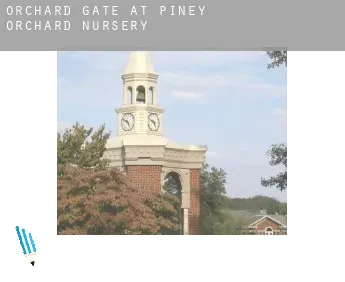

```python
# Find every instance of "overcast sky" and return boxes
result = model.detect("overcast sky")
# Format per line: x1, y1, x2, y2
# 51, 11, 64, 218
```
57, 51, 287, 202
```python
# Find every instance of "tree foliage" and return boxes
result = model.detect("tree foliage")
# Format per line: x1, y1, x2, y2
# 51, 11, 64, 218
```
162, 164, 254, 235
225, 195, 287, 215
160, 163, 288, 235
57, 122, 111, 169
57, 164, 180, 235
201, 164, 227, 214
200, 163, 230, 234
266, 51, 287, 69
198, 161, 288, 234
261, 144, 287, 192
163, 172, 182, 199
264, 51, 287, 193
162, 172, 183, 234
57, 122, 181, 235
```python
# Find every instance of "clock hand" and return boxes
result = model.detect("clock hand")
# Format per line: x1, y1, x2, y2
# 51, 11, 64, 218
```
149, 116, 156, 125
149, 120, 157, 129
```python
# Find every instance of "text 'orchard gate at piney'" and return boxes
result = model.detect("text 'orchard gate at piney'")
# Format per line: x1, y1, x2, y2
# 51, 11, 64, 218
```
104, 51, 207, 235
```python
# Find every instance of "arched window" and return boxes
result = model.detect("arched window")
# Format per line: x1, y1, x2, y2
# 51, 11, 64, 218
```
147, 87, 154, 105
136, 85, 146, 104
127, 87, 133, 104
265, 227, 273, 235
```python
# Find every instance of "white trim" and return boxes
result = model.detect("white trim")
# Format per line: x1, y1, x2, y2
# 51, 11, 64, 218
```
248, 215, 285, 227
161, 167, 190, 209
265, 226, 274, 235
183, 208, 189, 235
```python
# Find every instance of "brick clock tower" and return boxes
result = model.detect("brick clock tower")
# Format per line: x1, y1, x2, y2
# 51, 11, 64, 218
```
104, 51, 207, 235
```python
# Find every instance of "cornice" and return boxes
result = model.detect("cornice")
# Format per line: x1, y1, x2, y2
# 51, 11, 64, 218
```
116, 105, 165, 114
121, 73, 158, 82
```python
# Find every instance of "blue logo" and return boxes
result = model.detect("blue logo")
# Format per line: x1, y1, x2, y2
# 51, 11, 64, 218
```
15, 226, 36, 266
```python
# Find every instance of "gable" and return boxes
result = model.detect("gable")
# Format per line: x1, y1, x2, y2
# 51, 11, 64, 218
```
256, 217, 281, 231
249, 215, 285, 229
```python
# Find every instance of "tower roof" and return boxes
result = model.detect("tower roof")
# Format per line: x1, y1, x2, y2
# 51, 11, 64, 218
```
123, 51, 156, 75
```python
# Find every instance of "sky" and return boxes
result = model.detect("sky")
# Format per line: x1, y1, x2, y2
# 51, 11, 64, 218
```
57, 51, 287, 202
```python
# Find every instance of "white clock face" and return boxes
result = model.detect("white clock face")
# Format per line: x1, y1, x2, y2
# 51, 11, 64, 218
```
148, 113, 160, 131
121, 113, 134, 131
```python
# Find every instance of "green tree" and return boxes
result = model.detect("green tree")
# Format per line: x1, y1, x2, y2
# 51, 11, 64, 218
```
225, 195, 287, 216
163, 173, 182, 198
212, 212, 246, 235
266, 51, 287, 69
278, 203, 287, 215
57, 122, 111, 169
264, 51, 287, 192
162, 173, 183, 234
200, 163, 228, 234
162, 165, 231, 235
261, 144, 287, 191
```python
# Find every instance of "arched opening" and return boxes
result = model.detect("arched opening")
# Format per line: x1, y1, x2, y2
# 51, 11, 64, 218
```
163, 171, 183, 235
127, 87, 133, 104
136, 85, 146, 104
265, 227, 273, 235
147, 87, 154, 105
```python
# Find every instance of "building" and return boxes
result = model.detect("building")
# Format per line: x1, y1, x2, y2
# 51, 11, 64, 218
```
235, 210, 287, 235
103, 51, 207, 235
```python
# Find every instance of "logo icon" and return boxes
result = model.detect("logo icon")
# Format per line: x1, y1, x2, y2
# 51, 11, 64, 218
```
15, 226, 36, 266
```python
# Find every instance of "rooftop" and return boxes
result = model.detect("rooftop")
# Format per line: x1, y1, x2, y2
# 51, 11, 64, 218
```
123, 51, 156, 75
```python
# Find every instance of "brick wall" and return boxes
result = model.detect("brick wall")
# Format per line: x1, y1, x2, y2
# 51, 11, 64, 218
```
125, 165, 162, 193
189, 169, 201, 235
256, 218, 280, 231
125, 165, 202, 235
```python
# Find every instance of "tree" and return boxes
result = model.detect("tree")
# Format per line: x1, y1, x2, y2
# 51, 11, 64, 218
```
162, 164, 233, 235
261, 144, 287, 191
163, 173, 182, 199
162, 173, 183, 234
264, 51, 287, 192
266, 51, 287, 69
277, 203, 287, 215
57, 164, 180, 235
209, 212, 247, 235
226, 195, 286, 215
57, 122, 111, 169
200, 163, 228, 234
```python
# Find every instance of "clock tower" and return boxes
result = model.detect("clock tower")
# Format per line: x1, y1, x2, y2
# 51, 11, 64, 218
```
116, 51, 164, 137
105, 51, 207, 235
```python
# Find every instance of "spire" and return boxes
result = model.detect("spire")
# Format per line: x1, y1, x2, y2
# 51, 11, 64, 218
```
123, 51, 156, 75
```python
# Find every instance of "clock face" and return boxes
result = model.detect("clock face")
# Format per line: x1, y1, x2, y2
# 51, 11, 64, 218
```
121, 113, 134, 131
148, 113, 160, 131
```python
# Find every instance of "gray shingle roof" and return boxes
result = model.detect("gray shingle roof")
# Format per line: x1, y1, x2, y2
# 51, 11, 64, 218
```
226, 209, 287, 227
268, 214, 287, 226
